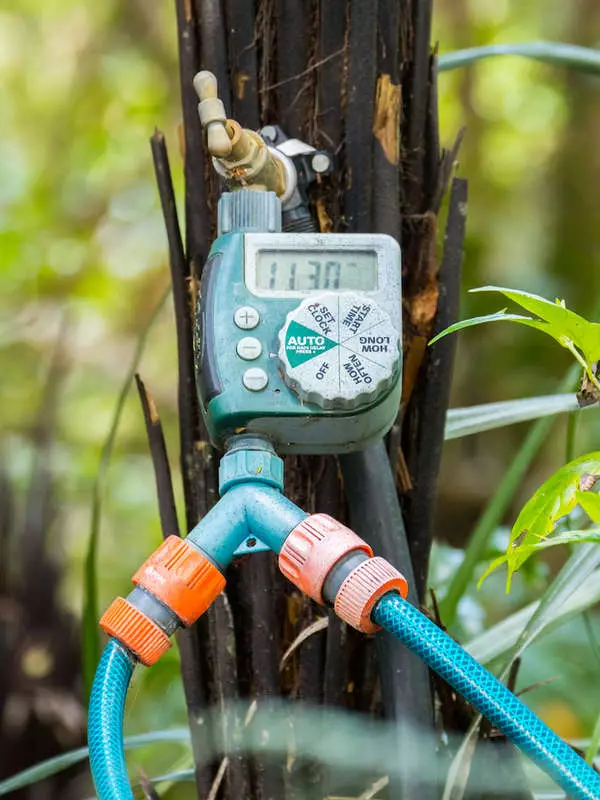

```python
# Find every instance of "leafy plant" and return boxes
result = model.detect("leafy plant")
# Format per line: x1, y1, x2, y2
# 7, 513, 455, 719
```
430, 286, 600, 394
439, 363, 581, 625
478, 452, 600, 590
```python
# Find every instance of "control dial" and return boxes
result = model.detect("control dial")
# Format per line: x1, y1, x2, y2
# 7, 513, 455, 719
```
278, 293, 400, 410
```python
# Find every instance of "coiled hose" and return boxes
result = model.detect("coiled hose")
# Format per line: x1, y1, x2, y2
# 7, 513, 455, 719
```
88, 639, 135, 800
373, 592, 600, 800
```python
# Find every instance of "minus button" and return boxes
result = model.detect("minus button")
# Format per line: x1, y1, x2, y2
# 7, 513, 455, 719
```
236, 337, 263, 361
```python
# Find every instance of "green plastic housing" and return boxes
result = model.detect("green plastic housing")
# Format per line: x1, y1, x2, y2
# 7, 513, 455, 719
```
195, 233, 402, 454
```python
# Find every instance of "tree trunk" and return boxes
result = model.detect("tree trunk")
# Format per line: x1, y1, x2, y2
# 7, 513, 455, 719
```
156, 1, 467, 797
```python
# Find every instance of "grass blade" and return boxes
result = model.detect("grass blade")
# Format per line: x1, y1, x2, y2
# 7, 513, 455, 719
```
81, 286, 171, 698
466, 569, 600, 665
444, 393, 595, 440
439, 365, 580, 627
585, 713, 600, 766
439, 42, 600, 75
0, 729, 190, 795
511, 543, 600, 663
444, 542, 600, 800
148, 769, 195, 785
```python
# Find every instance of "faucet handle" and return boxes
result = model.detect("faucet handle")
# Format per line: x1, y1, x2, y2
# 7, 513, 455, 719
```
193, 70, 232, 158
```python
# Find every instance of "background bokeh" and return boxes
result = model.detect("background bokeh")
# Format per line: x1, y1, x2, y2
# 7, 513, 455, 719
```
1, 0, 599, 795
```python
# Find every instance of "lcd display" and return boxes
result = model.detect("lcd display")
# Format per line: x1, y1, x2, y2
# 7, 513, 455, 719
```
255, 250, 378, 292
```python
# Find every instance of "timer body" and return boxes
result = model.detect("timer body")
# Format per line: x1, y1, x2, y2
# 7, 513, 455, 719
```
195, 230, 402, 453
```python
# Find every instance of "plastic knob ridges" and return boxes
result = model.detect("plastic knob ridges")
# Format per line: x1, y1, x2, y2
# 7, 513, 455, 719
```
133, 536, 226, 626
100, 597, 171, 666
334, 556, 408, 634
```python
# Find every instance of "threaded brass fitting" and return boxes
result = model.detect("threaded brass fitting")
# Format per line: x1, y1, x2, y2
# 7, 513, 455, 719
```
193, 71, 289, 197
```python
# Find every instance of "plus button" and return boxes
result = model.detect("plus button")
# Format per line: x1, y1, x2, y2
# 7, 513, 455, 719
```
234, 306, 260, 330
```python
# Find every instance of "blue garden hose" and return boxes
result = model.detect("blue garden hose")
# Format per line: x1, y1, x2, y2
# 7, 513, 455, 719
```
373, 592, 600, 800
88, 639, 135, 800
90, 599, 600, 800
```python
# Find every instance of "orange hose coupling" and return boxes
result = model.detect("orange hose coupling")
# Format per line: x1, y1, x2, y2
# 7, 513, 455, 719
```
334, 557, 408, 634
100, 537, 226, 665
132, 535, 226, 626
279, 514, 373, 604
100, 597, 171, 666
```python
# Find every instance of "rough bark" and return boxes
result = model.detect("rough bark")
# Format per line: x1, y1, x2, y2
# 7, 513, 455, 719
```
158, 1, 467, 797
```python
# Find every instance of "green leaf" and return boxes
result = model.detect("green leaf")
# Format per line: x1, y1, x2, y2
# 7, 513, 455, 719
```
518, 528, 600, 551
438, 41, 600, 76
578, 490, 600, 523
82, 286, 171, 699
478, 529, 600, 587
428, 311, 551, 346
508, 451, 600, 545
471, 286, 600, 363
430, 286, 600, 394
480, 452, 600, 590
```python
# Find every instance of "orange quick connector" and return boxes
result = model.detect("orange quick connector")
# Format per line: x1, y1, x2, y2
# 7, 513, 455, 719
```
132, 535, 225, 626
334, 556, 408, 634
100, 597, 171, 666
279, 514, 373, 604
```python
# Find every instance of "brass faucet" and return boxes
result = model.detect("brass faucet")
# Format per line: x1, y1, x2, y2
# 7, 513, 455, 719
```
193, 70, 289, 197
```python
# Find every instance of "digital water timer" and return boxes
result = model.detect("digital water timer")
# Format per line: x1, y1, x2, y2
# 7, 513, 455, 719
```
195, 191, 402, 453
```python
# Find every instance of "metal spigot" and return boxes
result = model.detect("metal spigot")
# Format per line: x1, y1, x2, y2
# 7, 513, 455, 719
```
192, 71, 232, 157
193, 70, 294, 201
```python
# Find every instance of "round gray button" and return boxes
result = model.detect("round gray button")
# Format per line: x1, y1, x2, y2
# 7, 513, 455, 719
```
242, 367, 268, 392
236, 336, 262, 360
311, 153, 331, 173
234, 306, 260, 330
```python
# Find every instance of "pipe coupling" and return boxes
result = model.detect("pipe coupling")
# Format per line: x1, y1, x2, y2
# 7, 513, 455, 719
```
279, 514, 372, 604
334, 557, 407, 634
100, 536, 225, 665
278, 513, 408, 633
100, 597, 171, 666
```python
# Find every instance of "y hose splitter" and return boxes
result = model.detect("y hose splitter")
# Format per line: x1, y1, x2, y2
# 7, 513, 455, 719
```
99, 439, 407, 664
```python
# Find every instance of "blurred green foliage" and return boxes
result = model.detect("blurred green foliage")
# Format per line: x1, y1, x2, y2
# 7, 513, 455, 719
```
1, 0, 600, 792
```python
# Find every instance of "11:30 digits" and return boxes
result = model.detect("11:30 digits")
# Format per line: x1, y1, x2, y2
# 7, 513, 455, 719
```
267, 260, 345, 290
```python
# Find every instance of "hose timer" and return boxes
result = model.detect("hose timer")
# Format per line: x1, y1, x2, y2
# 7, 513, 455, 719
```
196, 198, 402, 453
192, 71, 402, 453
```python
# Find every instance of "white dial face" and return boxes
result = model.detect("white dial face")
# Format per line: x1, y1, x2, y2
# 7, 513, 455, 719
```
278, 292, 400, 409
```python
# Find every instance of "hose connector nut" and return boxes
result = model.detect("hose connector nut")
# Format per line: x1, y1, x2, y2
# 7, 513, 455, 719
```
133, 536, 226, 626
100, 597, 171, 666
279, 514, 372, 604
334, 557, 408, 634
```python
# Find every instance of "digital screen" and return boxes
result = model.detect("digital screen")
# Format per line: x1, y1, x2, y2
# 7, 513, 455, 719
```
255, 250, 378, 292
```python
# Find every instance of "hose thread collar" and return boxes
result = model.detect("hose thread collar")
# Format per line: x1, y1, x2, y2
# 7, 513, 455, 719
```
279, 514, 372, 604
100, 597, 171, 666
334, 557, 408, 633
